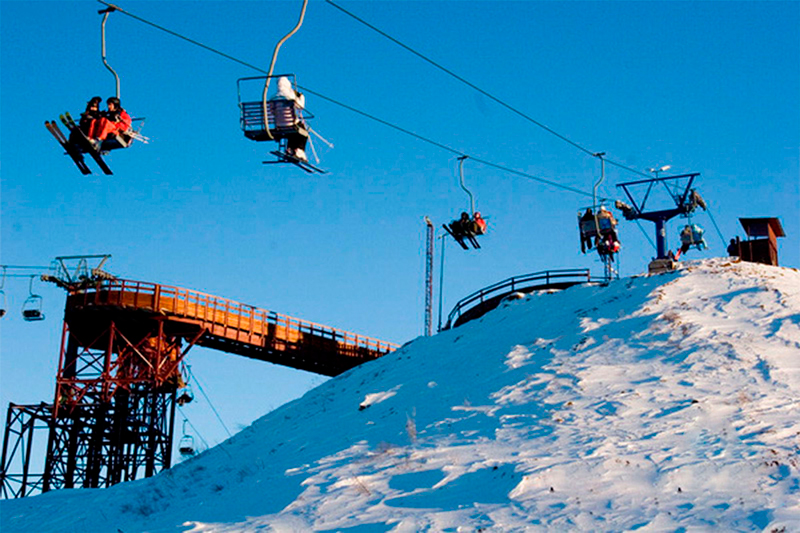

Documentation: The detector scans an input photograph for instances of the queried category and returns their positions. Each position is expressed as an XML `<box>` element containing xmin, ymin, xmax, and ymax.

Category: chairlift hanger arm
<box><xmin>261</xmin><ymin>0</ymin><xmax>310</xmax><ymax>139</ymax></box>
<box><xmin>457</xmin><ymin>156</ymin><xmax>475</xmax><ymax>214</ymax></box>
<box><xmin>99</xmin><ymin>6</ymin><xmax>121</xmax><ymax>99</ymax></box>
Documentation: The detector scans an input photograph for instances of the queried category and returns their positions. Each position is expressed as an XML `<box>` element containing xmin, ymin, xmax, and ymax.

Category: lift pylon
<box><xmin>615</xmin><ymin>172</ymin><xmax>702</xmax><ymax>272</ymax></box>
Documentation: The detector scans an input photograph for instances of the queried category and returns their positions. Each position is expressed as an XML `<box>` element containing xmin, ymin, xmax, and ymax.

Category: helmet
<box><xmin>89</xmin><ymin>96</ymin><xmax>102</xmax><ymax>105</ymax></box>
<box><xmin>474</xmin><ymin>211</ymin><xmax>481</xmax><ymax>218</ymax></box>
<box><xmin>107</xmin><ymin>97</ymin><xmax>121</xmax><ymax>107</ymax></box>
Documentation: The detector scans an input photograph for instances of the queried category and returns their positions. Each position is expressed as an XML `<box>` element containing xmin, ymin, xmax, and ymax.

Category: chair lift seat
<box><xmin>241</xmin><ymin>100</ymin><xmax>306</xmax><ymax>141</ymax></box>
<box><xmin>22</xmin><ymin>295</ymin><xmax>44</xmax><ymax>321</ymax></box>
<box><xmin>179</xmin><ymin>435</ymin><xmax>195</xmax><ymax>456</ymax></box>
<box><xmin>22</xmin><ymin>308</ymin><xmax>44</xmax><ymax>321</ymax></box>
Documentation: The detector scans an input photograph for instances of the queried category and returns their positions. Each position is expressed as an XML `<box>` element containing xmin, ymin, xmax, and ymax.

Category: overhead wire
<box><xmin>704</xmin><ymin>205</ymin><xmax>728</xmax><ymax>248</ymax></box>
<box><xmin>324</xmin><ymin>0</ymin><xmax>652</xmax><ymax>180</ymax></box>
<box><xmin>94</xmin><ymin>0</ymin><xmax>653</xmax><ymax>245</ymax></box>
<box><xmin>185</xmin><ymin>365</ymin><xmax>233</xmax><ymax>438</ymax></box>
<box><xmin>95</xmin><ymin>0</ymin><xmax>603</xmax><ymax>201</ymax></box>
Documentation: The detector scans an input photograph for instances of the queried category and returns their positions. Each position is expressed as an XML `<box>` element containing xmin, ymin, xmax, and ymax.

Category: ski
<box><xmin>59</xmin><ymin>112</ymin><xmax>113</xmax><ymax>175</ymax></box>
<box><xmin>442</xmin><ymin>224</ymin><xmax>469</xmax><ymax>250</ymax></box>
<box><xmin>268</xmin><ymin>150</ymin><xmax>326</xmax><ymax>174</ymax></box>
<box><xmin>45</xmin><ymin>121</ymin><xmax>92</xmax><ymax>175</ymax></box>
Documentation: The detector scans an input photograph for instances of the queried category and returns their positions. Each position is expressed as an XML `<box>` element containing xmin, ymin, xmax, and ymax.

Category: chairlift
<box><xmin>578</xmin><ymin>153</ymin><xmax>620</xmax><ymax>258</ymax></box>
<box><xmin>21</xmin><ymin>276</ymin><xmax>45</xmax><ymax>322</ymax></box>
<box><xmin>442</xmin><ymin>157</ymin><xmax>488</xmax><ymax>250</ymax></box>
<box><xmin>236</xmin><ymin>0</ymin><xmax>326</xmax><ymax>173</ymax></box>
<box><xmin>44</xmin><ymin>6</ymin><xmax>145</xmax><ymax>176</ymax></box>
<box><xmin>578</xmin><ymin>205</ymin><xmax>619</xmax><ymax>256</ymax></box>
<box><xmin>674</xmin><ymin>223</ymin><xmax>707</xmax><ymax>259</ymax></box>
<box><xmin>178</xmin><ymin>420</ymin><xmax>196</xmax><ymax>457</ymax></box>
<box><xmin>176</xmin><ymin>384</ymin><xmax>194</xmax><ymax>406</ymax></box>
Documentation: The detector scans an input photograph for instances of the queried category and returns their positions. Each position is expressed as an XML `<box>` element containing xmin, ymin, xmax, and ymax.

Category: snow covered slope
<box><xmin>2</xmin><ymin>258</ymin><xmax>799</xmax><ymax>532</ymax></box>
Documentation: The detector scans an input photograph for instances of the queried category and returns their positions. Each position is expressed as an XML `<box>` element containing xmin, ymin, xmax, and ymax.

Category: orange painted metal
<box><xmin>65</xmin><ymin>279</ymin><xmax>398</xmax><ymax>377</ymax></box>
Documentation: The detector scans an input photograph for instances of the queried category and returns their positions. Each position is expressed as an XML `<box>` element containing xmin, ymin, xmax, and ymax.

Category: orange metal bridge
<box><xmin>0</xmin><ymin>276</ymin><xmax>398</xmax><ymax>497</ymax></box>
<box><xmin>65</xmin><ymin>278</ymin><xmax>398</xmax><ymax>378</ymax></box>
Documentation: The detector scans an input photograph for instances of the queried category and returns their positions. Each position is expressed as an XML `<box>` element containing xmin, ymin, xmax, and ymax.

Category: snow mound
<box><xmin>3</xmin><ymin>258</ymin><xmax>799</xmax><ymax>532</ymax></box>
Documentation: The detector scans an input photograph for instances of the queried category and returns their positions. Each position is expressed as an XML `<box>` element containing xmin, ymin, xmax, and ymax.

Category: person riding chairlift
<box><xmin>675</xmin><ymin>224</ymin><xmax>706</xmax><ymax>259</ymax></box>
<box><xmin>79</xmin><ymin>96</ymin><xmax>102</xmax><ymax>136</ymax></box>
<box><xmin>88</xmin><ymin>97</ymin><xmax>132</xmax><ymax>146</ymax></box>
<box><xmin>473</xmin><ymin>211</ymin><xmax>487</xmax><ymax>235</ymax></box>
<box><xmin>449</xmin><ymin>212</ymin><xmax>471</xmax><ymax>238</ymax></box>
<box><xmin>579</xmin><ymin>208</ymin><xmax>595</xmax><ymax>253</ymax></box>
<box><xmin>269</xmin><ymin>76</ymin><xmax>309</xmax><ymax>162</ymax></box>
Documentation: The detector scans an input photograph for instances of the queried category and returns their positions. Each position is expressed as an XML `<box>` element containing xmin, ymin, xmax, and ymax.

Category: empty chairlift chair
<box><xmin>21</xmin><ymin>276</ymin><xmax>44</xmax><ymax>322</ymax></box>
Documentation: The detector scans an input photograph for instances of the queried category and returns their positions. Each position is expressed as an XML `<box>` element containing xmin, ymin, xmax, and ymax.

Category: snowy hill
<box><xmin>2</xmin><ymin>258</ymin><xmax>799</xmax><ymax>532</ymax></box>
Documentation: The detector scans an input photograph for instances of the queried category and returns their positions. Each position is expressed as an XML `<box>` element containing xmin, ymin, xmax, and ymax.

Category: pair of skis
<box><xmin>442</xmin><ymin>224</ymin><xmax>481</xmax><ymax>250</ymax></box>
<box><xmin>267</xmin><ymin>150</ymin><xmax>326</xmax><ymax>174</ymax></box>
<box><xmin>45</xmin><ymin>112</ymin><xmax>112</xmax><ymax>175</ymax></box>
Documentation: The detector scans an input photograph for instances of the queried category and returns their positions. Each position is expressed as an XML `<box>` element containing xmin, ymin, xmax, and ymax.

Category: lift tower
<box><xmin>2</xmin><ymin>256</ymin><xmax>397</xmax><ymax>499</ymax></box>
<box><xmin>615</xmin><ymin>173</ymin><xmax>704</xmax><ymax>272</ymax></box>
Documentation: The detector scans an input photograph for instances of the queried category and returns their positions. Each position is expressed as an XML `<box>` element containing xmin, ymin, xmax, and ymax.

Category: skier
<box><xmin>89</xmin><ymin>97</ymin><xmax>132</xmax><ymax>144</ymax></box>
<box><xmin>269</xmin><ymin>76</ymin><xmax>309</xmax><ymax>161</ymax></box>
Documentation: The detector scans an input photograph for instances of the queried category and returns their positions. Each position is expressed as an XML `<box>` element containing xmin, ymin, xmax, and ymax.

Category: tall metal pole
<box><xmin>437</xmin><ymin>233</ymin><xmax>446</xmax><ymax>332</ymax></box>
<box><xmin>424</xmin><ymin>217</ymin><xmax>434</xmax><ymax>337</ymax></box>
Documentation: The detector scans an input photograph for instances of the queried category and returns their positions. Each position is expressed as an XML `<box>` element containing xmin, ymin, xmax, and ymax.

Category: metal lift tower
<box><xmin>615</xmin><ymin>173</ymin><xmax>704</xmax><ymax>273</ymax></box>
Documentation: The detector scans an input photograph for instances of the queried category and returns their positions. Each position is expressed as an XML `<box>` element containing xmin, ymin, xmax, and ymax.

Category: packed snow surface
<box><xmin>2</xmin><ymin>259</ymin><xmax>799</xmax><ymax>532</ymax></box>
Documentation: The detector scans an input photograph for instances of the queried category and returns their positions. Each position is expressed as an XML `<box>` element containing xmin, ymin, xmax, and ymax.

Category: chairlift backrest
<box><xmin>238</xmin><ymin>75</ymin><xmax>313</xmax><ymax>142</ymax></box>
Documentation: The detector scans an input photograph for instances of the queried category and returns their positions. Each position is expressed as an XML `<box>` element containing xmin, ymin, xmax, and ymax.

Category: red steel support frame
<box><xmin>42</xmin><ymin>314</ymin><xmax>195</xmax><ymax>492</ymax></box>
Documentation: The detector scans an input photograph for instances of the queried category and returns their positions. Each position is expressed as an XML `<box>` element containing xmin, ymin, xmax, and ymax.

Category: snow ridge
<box><xmin>2</xmin><ymin>259</ymin><xmax>799</xmax><ymax>532</ymax></box>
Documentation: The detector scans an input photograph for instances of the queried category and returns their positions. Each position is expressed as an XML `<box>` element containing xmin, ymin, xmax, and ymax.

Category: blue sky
<box><xmin>1</xmin><ymin>0</ymin><xmax>798</xmax><ymax>461</ymax></box>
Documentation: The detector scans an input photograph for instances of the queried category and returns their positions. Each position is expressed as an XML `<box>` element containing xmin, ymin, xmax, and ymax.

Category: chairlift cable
<box><xmin>93</xmin><ymin>1</ymin><xmax>629</xmax><ymax>200</ymax></box>
<box><xmin>324</xmin><ymin>0</ymin><xmax>652</xmax><ymax>180</ymax></box>
<box><xmin>633</xmin><ymin>219</ymin><xmax>657</xmax><ymax>251</ymax></box>
<box><xmin>704</xmin><ymin>205</ymin><xmax>728</xmax><ymax>248</ymax></box>
<box><xmin>185</xmin><ymin>365</ymin><xmax>233</xmax><ymax>438</ymax></box>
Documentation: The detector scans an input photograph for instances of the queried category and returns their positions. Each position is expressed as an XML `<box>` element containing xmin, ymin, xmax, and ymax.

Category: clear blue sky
<box><xmin>1</xmin><ymin>0</ymin><xmax>798</xmax><ymax>460</ymax></box>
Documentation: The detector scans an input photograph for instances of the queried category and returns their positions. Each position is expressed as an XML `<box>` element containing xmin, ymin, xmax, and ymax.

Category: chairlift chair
<box><xmin>178</xmin><ymin>419</ymin><xmax>196</xmax><ymax>457</ymax></box>
<box><xmin>443</xmin><ymin>157</ymin><xmax>487</xmax><ymax>250</ymax></box>
<box><xmin>44</xmin><ymin>6</ymin><xmax>145</xmax><ymax>175</ymax></box>
<box><xmin>237</xmin><ymin>75</ymin><xmax>324</xmax><ymax>173</ymax></box>
<box><xmin>176</xmin><ymin>385</ymin><xmax>194</xmax><ymax>406</ymax></box>
<box><xmin>21</xmin><ymin>276</ymin><xmax>44</xmax><ymax>322</ymax></box>
<box><xmin>578</xmin><ymin>204</ymin><xmax>619</xmax><ymax>256</ymax></box>
<box><xmin>178</xmin><ymin>434</ymin><xmax>195</xmax><ymax>457</ymax></box>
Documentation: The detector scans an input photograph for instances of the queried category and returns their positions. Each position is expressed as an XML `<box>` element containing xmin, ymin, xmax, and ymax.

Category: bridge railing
<box><xmin>444</xmin><ymin>269</ymin><xmax>599</xmax><ymax>330</ymax></box>
<box><xmin>70</xmin><ymin>279</ymin><xmax>398</xmax><ymax>354</ymax></box>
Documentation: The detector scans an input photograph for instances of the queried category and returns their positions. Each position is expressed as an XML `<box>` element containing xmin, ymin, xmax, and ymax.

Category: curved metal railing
<box><xmin>443</xmin><ymin>269</ymin><xmax>604</xmax><ymax>330</ymax></box>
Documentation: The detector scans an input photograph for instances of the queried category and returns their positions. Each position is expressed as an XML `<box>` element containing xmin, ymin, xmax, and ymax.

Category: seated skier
<box><xmin>88</xmin><ymin>97</ymin><xmax>132</xmax><ymax>146</ymax></box>
<box><xmin>473</xmin><ymin>211</ymin><xmax>487</xmax><ymax>235</ymax></box>
<box><xmin>269</xmin><ymin>76</ymin><xmax>309</xmax><ymax>161</ymax></box>
<box><xmin>67</xmin><ymin>96</ymin><xmax>102</xmax><ymax>146</ymax></box>
<box><xmin>579</xmin><ymin>208</ymin><xmax>596</xmax><ymax>253</ymax></box>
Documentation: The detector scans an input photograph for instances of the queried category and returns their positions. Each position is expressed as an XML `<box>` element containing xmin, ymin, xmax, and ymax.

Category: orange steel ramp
<box><xmin>65</xmin><ymin>279</ymin><xmax>398</xmax><ymax>377</ymax></box>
